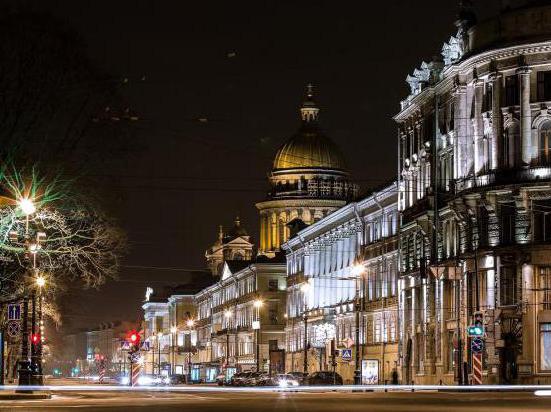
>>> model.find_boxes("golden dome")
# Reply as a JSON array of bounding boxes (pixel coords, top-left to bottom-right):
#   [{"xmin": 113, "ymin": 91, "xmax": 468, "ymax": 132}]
[
  {"xmin": 272, "ymin": 127, "xmax": 347, "ymax": 171},
  {"xmin": 272, "ymin": 85, "xmax": 347, "ymax": 171}
]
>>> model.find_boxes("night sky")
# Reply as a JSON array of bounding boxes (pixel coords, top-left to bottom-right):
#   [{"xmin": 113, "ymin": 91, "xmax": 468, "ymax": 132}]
[{"xmin": 19, "ymin": 0, "xmax": 501, "ymax": 331}]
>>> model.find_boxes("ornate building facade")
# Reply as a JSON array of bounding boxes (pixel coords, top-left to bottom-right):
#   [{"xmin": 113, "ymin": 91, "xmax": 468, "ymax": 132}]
[
  {"xmin": 256, "ymin": 87, "xmax": 359, "ymax": 256},
  {"xmin": 205, "ymin": 217, "xmax": 254, "ymax": 277},
  {"xmin": 283, "ymin": 183, "xmax": 399, "ymax": 384},
  {"xmin": 397, "ymin": 1, "xmax": 551, "ymax": 385},
  {"xmin": 194, "ymin": 259, "xmax": 286, "ymax": 381}
]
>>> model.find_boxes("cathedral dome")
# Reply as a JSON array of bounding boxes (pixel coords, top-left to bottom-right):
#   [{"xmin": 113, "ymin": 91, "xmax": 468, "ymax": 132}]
[{"xmin": 272, "ymin": 86, "xmax": 347, "ymax": 172}]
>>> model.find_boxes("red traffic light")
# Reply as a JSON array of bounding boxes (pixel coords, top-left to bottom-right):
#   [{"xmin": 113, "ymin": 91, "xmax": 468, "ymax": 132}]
[
  {"xmin": 126, "ymin": 330, "xmax": 140, "ymax": 346},
  {"xmin": 31, "ymin": 333, "xmax": 40, "ymax": 344}
]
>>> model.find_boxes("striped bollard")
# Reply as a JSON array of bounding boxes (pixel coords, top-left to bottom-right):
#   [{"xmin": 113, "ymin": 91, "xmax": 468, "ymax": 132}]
[
  {"xmin": 472, "ymin": 352, "xmax": 483, "ymax": 385},
  {"xmin": 99, "ymin": 366, "xmax": 105, "ymax": 384},
  {"xmin": 131, "ymin": 362, "xmax": 141, "ymax": 387}
]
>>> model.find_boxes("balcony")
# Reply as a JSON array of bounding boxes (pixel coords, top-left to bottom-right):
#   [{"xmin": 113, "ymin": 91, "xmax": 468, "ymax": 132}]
[{"xmin": 455, "ymin": 166, "xmax": 551, "ymax": 194}]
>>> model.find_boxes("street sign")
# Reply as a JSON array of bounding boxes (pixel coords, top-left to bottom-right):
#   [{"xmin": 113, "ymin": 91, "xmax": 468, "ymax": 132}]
[
  {"xmin": 7, "ymin": 320, "xmax": 21, "ymax": 338},
  {"xmin": 121, "ymin": 341, "xmax": 130, "ymax": 350},
  {"xmin": 341, "ymin": 348, "xmax": 352, "ymax": 361},
  {"xmin": 140, "ymin": 341, "xmax": 150, "ymax": 351},
  {"xmin": 471, "ymin": 337, "xmax": 484, "ymax": 353},
  {"xmin": 467, "ymin": 324, "xmax": 484, "ymax": 337},
  {"xmin": 7, "ymin": 304, "xmax": 21, "ymax": 321}
]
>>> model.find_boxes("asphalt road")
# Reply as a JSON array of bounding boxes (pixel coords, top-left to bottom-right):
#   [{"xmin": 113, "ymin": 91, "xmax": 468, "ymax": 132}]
[{"xmin": 1, "ymin": 390, "xmax": 551, "ymax": 411}]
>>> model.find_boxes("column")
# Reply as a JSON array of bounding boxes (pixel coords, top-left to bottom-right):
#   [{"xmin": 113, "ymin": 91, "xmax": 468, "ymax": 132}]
[
  {"xmin": 259, "ymin": 213, "xmax": 266, "ymax": 252},
  {"xmin": 489, "ymin": 72, "xmax": 502, "ymax": 170},
  {"xmin": 454, "ymin": 82, "xmax": 468, "ymax": 179},
  {"xmin": 473, "ymin": 79, "xmax": 484, "ymax": 174},
  {"xmin": 518, "ymin": 66, "xmax": 532, "ymax": 166}
]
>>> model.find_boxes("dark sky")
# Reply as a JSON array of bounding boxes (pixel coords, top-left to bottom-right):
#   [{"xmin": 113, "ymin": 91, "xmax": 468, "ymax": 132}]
[{"xmin": 23, "ymin": 0, "xmax": 501, "ymax": 331}]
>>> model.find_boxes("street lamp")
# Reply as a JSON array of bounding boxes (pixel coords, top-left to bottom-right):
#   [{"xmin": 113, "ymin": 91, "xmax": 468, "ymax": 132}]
[
  {"xmin": 300, "ymin": 281, "xmax": 311, "ymax": 374},
  {"xmin": 352, "ymin": 263, "xmax": 366, "ymax": 385},
  {"xmin": 186, "ymin": 319, "xmax": 195, "ymax": 383},
  {"xmin": 14, "ymin": 196, "xmax": 38, "ymax": 387},
  {"xmin": 35, "ymin": 275, "xmax": 46, "ymax": 288},
  {"xmin": 253, "ymin": 300, "xmax": 263, "ymax": 371},
  {"xmin": 18, "ymin": 197, "xmax": 36, "ymax": 216},
  {"xmin": 170, "ymin": 326, "xmax": 177, "ymax": 375},
  {"xmin": 156, "ymin": 331, "xmax": 163, "ymax": 375},
  {"xmin": 224, "ymin": 310, "xmax": 232, "ymax": 373}
]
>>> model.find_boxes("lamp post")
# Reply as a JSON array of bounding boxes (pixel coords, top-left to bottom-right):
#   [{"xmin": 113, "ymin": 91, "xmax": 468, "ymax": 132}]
[
  {"xmin": 300, "ymin": 281, "xmax": 310, "ymax": 375},
  {"xmin": 253, "ymin": 299, "xmax": 263, "ymax": 372},
  {"xmin": 186, "ymin": 319, "xmax": 194, "ymax": 383},
  {"xmin": 352, "ymin": 263, "xmax": 366, "ymax": 385},
  {"xmin": 16, "ymin": 197, "xmax": 36, "ymax": 387},
  {"xmin": 35, "ymin": 275, "xmax": 45, "ymax": 385},
  {"xmin": 224, "ymin": 309, "xmax": 232, "ymax": 374},
  {"xmin": 156, "ymin": 331, "xmax": 163, "ymax": 375},
  {"xmin": 170, "ymin": 326, "xmax": 177, "ymax": 375}
]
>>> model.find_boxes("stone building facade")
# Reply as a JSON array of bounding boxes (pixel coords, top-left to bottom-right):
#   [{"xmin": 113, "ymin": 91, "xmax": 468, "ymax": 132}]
[
  {"xmin": 397, "ymin": 1, "xmax": 551, "ymax": 385},
  {"xmin": 194, "ymin": 259, "xmax": 286, "ymax": 382},
  {"xmin": 283, "ymin": 183, "xmax": 399, "ymax": 384}
]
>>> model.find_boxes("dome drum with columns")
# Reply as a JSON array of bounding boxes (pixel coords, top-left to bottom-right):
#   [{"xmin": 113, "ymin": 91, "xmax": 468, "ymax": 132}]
[{"xmin": 256, "ymin": 86, "xmax": 358, "ymax": 256}]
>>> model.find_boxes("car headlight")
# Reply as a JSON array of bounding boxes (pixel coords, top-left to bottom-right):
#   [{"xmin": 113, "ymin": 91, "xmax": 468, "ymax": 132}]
[
  {"xmin": 163, "ymin": 377, "xmax": 171, "ymax": 384},
  {"xmin": 289, "ymin": 379, "xmax": 299, "ymax": 386},
  {"xmin": 278, "ymin": 380, "xmax": 288, "ymax": 388},
  {"xmin": 120, "ymin": 376, "xmax": 130, "ymax": 385},
  {"xmin": 138, "ymin": 376, "xmax": 153, "ymax": 385}
]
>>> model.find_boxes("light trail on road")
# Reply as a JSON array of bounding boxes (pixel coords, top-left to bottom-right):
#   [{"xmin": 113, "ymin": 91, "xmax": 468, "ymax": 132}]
[{"xmin": 3, "ymin": 384, "xmax": 551, "ymax": 393}]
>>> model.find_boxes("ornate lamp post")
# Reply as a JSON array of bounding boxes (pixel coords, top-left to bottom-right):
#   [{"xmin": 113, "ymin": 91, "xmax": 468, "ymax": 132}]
[
  {"xmin": 300, "ymin": 281, "xmax": 311, "ymax": 374},
  {"xmin": 170, "ymin": 325, "xmax": 177, "ymax": 375},
  {"xmin": 351, "ymin": 263, "xmax": 366, "ymax": 385},
  {"xmin": 15, "ymin": 197, "xmax": 36, "ymax": 387},
  {"xmin": 224, "ymin": 309, "xmax": 232, "ymax": 374},
  {"xmin": 156, "ymin": 331, "xmax": 163, "ymax": 375},
  {"xmin": 186, "ymin": 319, "xmax": 195, "ymax": 383},
  {"xmin": 253, "ymin": 299, "xmax": 263, "ymax": 371}
]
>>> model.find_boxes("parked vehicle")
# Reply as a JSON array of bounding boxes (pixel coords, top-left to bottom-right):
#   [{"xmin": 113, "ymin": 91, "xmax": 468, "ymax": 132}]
[
  {"xmin": 230, "ymin": 371, "xmax": 251, "ymax": 386},
  {"xmin": 287, "ymin": 372, "xmax": 308, "ymax": 385},
  {"xmin": 170, "ymin": 374, "xmax": 187, "ymax": 385},
  {"xmin": 305, "ymin": 371, "xmax": 343, "ymax": 386},
  {"xmin": 215, "ymin": 373, "xmax": 226, "ymax": 386},
  {"xmin": 274, "ymin": 374, "xmax": 300, "ymax": 387},
  {"xmin": 244, "ymin": 371, "xmax": 264, "ymax": 386}
]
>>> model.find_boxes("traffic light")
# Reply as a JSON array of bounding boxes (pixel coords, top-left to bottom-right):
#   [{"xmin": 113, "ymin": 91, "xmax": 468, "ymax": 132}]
[
  {"xmin": 468, "ymin": 311, "xmax": 484, "ymax": 337},
  {"xmin": 31, "ymin": 333, "xmax": 41, "ymax": 345},
  {"xmin": 126, "ymin": 329, "xmax": 140, "ymax": 350}
]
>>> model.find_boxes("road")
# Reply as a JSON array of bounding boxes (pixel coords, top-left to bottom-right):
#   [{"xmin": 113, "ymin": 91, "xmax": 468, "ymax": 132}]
[{"xmin": 1, "ymin": 389, "xmax": 551, "ymax": 411}]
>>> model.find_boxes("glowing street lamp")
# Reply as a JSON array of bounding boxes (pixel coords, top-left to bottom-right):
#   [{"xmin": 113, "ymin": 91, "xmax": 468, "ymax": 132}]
[
  {"xmin": 170, "ymin": 325, "xmax": 177, "ymax": 334},
  {"xmin": 253, "ymin": 299, "xmax": 263, "ymax": 308},
  {"xmin": 186, "ymin": 319, "xmax": 195, "ymax": 328},
  {"xmin": 18, "ymin": 197, "xmax": 36, "ymax": 216},
  {"xmin": 35, "ymin": 275, "xmax": 46, "ymax": 288}
]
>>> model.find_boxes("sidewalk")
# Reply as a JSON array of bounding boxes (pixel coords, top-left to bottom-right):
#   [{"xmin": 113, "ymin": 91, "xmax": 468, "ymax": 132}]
[{"xmin": 0, "ymin": 390, "xmax": 51, "ymax": 400}]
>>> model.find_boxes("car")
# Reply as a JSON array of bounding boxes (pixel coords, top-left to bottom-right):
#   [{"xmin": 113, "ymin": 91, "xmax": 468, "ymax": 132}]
[
  {"xmin": 243, "ymin": 371, "xmax": 264, "ymax": 386},
  {"xmin": 305, "ymin": 371, "xmax": 343, "ymax": 386},
  {"xmin": 287, "ymin": 372, "xmax": 308, "ymax": 385},
  {"xmin": 230, "ymin": 372, "xmax": 251, "ymax": 386},
  {"xmin": 170, "ymin": 374, "xmax": 187, "ymax": 385},
  {"xmin": 215, "ymin": 373, "xmax": 226, "ymax": 386},
  {"xmin": 274, "ymin": 374, "xmax": 300, "ymax": 388}
]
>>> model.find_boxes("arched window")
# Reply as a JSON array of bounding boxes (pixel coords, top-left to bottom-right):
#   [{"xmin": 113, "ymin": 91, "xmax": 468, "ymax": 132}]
[
  {"xmin": 503, "ymin": 122, "xmax": 520, "ymax": 168},
  {"xmin": 539, "ymin": 120, "xmax": 551, "ymax": 165}
]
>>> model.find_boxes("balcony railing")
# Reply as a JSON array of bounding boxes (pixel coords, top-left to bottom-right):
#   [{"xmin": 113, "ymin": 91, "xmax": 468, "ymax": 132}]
[{"xmin": 455, "ymin": 166, "xmax": 551, "ymax": 193}]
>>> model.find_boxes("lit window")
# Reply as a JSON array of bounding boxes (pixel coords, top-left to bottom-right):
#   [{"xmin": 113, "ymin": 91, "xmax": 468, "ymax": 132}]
[{"xmin": 540, "ymin": 323, "xmax": 551, "ymax": 371}]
